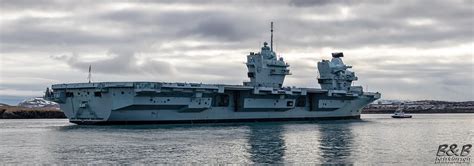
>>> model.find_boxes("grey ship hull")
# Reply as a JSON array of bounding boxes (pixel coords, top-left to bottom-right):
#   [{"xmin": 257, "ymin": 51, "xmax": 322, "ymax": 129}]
[
  {"xmin": 49, "ymin": 82, "xmax": 380, "ymax": 125},
  {"xmin": 45, "ymin": 23, "xmax": 381, "ymax": 125}
]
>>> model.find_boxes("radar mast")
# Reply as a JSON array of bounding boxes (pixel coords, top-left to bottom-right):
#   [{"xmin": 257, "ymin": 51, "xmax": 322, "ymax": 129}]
[
  {"xmin": 270, "ymin": 22, "xmax": 274, "ymax": 52},
  {"xmin": 88, "ymin": 65, "xmax": 92, "ymax": 83}
]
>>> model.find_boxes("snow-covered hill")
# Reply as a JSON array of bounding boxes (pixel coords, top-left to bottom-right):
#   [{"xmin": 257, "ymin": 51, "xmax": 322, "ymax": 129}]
[{"xmin": 18, "ymin": 97, "xmax": 59, "ymax": 109}]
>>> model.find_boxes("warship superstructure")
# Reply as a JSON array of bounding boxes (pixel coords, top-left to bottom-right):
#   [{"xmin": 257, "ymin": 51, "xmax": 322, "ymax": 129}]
[{"xmin": 44, "ymin": 23, "xmax": 380, "ymax": 124}]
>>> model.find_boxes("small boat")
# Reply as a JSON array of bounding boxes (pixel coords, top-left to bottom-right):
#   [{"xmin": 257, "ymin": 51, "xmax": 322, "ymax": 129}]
[{"xmin": 392, "ymin": 107, "xmax": 412, "ymax": 118}]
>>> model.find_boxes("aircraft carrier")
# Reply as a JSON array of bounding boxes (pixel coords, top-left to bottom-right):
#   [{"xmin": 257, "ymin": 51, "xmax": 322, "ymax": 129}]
[{"xmin": 44, "ymin": 23, "xmax": 380, "ymax": 124}]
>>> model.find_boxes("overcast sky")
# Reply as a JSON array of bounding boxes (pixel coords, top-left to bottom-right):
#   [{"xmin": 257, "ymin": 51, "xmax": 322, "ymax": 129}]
[{"xmin": 0, "ymin": 0, "xmax": 473, "ymax": 104}]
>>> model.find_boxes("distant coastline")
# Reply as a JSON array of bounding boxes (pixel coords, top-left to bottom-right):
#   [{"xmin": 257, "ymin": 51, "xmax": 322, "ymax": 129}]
[
  {"xmin": 0, "ymin": 106, "xmax": 66, "ymax": 119},
  {"xmin": 363, "ymin": 100, "xmax": 474, "ymax": 114},
  {"xmin": 362, "ymin": 108, "xmax": 474, "ymax": 114}
]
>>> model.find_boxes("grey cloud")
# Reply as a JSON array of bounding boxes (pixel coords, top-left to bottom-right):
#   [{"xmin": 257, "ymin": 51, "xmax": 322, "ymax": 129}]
[
  {"xmin": 182, "ymin": 19, "xmax": 242, "ymax": 40},
  {"xmin": 289, "ymin": 0, "xmax": 360, "ymax": 7},
  {"xmin": 177, "ymin": 62, "xmax": 246, "ymax": 82},
  {"xmin": 1, "ymin": 8, "xmax": 262, "ymax": 53},
  {"xmin": 0, "ymin": 17, "xmax": 132, "ymax": 49},
  {"xmin": 5, "ymin": 0, "xmax": 471, "ymax": 51},
  {"xmin": 0, "ymin": 0, "xmax": 106, "ymax": 12},
  {"xmin": 178, "ymin": 16, "xmax": 261, "ymax": 41},
  {"xmin": 352, "ymin": 54, "xmax": 473, "ymax": 77},
  {"xmin": 281, "ymin": 19, "xmax": 471, "ymax": 49},
  {"xmin": 280, "ymin": 0, "xmax": 474, "ymax": 48},
  {"xmin": 100, "ymin": 8, "xmax": 264, "ymax": 42},
  {"xmin": 380, "ymin": 0, "xmax": 473, "ymax": 20},
  {"xmin": 355, "ymin": 57, "xmax": 474, "ymax": 100},
  {"xmin": 0, "ymin": 82, "xmax": 49, "ymax": 92},
  {"xmin": 100, "ymin": 9, "xmax": 219, "ymax": 26},
  {"xmin": 54, "ymin": 48, "xmax": 176, "ymax": 76},
  {"xmin": 0, "ymin": 0, "xmax": 66, "ymax": 11}
]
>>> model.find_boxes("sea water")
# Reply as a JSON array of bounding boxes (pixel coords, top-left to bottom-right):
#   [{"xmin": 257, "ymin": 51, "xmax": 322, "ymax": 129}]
[{"xmin": 1, "ymin": 114, "xmax": 473, "ymax": 164}]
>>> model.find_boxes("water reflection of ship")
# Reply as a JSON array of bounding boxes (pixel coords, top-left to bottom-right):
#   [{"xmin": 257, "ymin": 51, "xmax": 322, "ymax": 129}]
[
  {"xmin": 246, "ymin": 124, "xmax": 286, "ymax": 164},
  {"xmin": 318, "ymin": 123, "xmax": 354, "ymax": 164},
  {"xmin": 55, "ymin": 122, "xmax": 356, "ymax": 164}
]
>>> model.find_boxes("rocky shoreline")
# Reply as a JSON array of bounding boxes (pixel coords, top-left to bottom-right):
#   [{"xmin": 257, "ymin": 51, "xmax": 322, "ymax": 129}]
[{"xmin": 0, "ymin": 106, "xmax": 66, "ymax": 119}]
